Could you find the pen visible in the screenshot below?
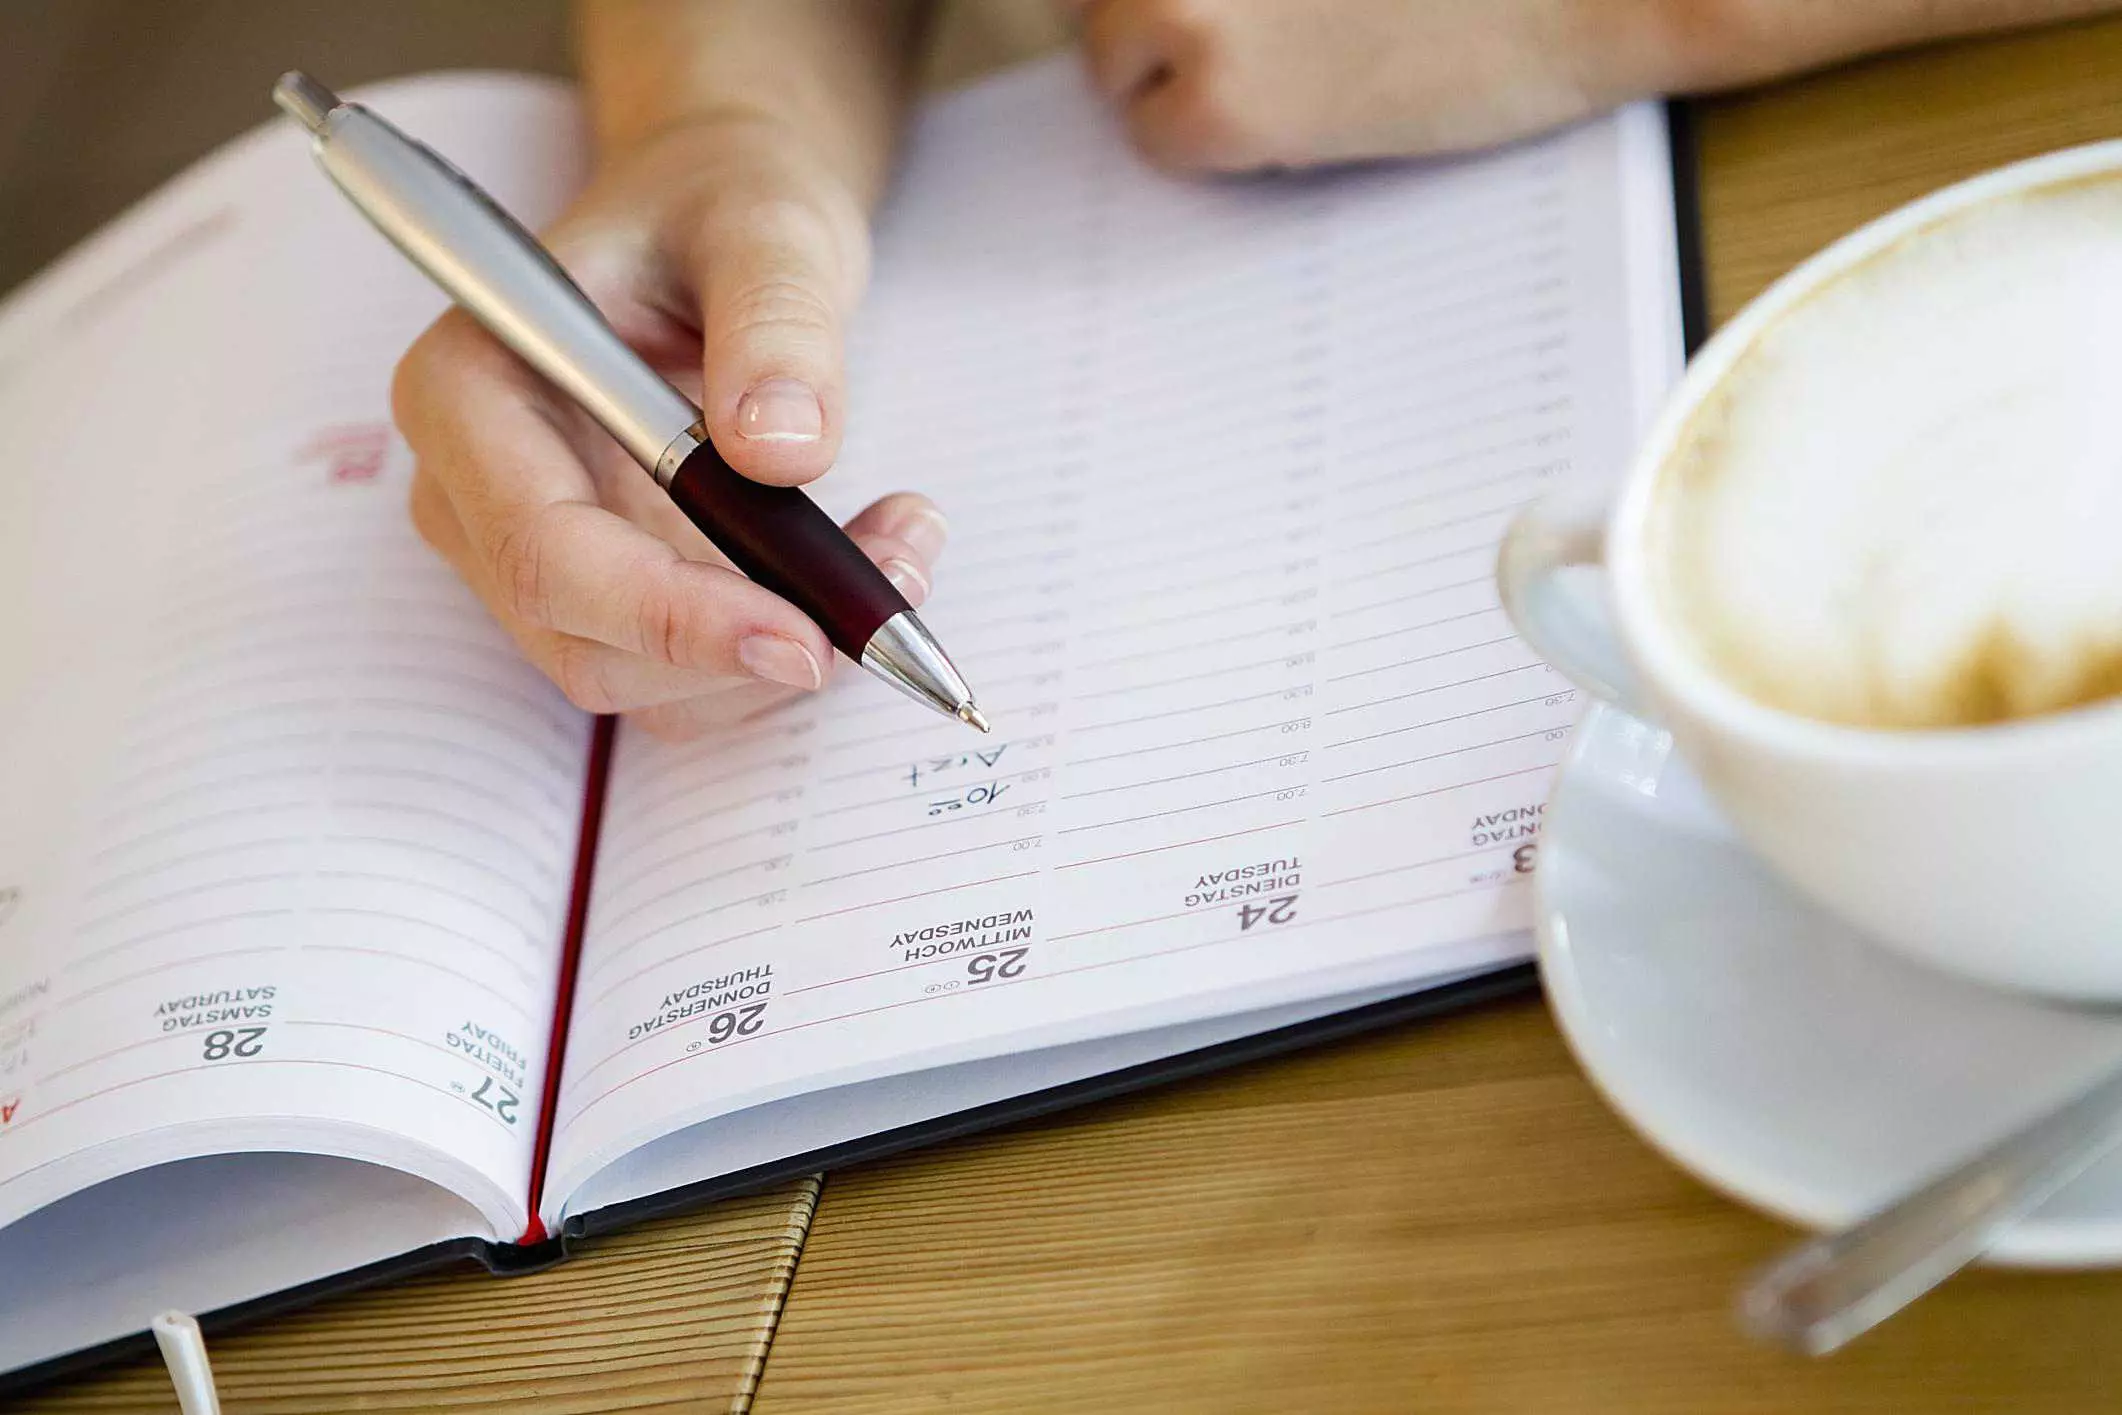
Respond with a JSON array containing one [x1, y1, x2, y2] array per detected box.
[[272, 72, 988, 733]]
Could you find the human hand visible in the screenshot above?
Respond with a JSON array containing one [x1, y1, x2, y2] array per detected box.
[[1071, 0, 2122, 173], [393, 113, 946, 740], [1068, 0, 1680, 171]]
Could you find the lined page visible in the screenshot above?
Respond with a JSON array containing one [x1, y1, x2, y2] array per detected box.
[[0, 79, 593, 1237], [545, 61, 1681, 1213]]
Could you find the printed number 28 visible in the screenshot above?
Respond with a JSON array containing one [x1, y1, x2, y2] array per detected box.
[[202, 1027, 266, 1062]]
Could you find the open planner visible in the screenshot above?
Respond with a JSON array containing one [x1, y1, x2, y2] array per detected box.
[[0, 58, 1687, 1383]]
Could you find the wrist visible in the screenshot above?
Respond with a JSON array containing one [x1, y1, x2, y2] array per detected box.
[[574, 1, 928, 211]]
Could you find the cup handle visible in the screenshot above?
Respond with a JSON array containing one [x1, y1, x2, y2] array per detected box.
[[1498, 489, 1653, 719]]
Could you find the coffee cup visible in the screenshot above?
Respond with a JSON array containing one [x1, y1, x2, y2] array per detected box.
[[1499, 140, 2122, 1001]]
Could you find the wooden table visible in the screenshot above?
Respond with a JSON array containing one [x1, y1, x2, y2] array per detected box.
[[21, 11, 2122, 1414]]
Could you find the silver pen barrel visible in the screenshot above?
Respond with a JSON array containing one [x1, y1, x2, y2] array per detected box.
[[274, 72, 988, 732], [273, 72, 697, 474]]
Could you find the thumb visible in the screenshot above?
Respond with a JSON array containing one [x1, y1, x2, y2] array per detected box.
[[687, 181, 869, 488]]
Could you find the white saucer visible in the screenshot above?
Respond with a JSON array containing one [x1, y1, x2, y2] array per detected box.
[[1535, 703, 2122, 1267]]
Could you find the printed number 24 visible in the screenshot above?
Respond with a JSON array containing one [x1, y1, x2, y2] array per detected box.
[[1239, 894, 1298, 931]]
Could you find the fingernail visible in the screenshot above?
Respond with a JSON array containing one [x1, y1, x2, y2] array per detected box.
[[895, 507, 950, 561], [737, 634, 823, 689], [882, 557, 930, 605], [736, 378, 823, 443]]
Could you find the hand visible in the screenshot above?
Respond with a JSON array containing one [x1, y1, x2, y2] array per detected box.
[[393, 113, 946, 739], [1070, 0, 1658, 171], [1071, 0, 2122, 173]]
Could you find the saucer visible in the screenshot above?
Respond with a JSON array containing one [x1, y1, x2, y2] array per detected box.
[[1535, 703, 2122, 1266]]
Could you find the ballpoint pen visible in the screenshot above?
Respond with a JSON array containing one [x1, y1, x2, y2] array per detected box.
[[272, 71, 988, 733]]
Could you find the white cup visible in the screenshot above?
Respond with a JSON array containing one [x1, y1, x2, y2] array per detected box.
[[1500, 140, 2122, 1001]]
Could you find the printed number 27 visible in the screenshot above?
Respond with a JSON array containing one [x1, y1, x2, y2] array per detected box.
[[471, 1076, 520, 1125]]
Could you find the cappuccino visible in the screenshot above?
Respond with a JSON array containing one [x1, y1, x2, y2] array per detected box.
[[1648, 176, 2122, 729]]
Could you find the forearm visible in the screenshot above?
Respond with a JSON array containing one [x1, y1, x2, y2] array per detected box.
[[573, 0, 933, 207], [1633, 0, 2122, 94]]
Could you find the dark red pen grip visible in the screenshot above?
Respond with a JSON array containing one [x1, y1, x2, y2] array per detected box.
[[663, 439, 908, 659]]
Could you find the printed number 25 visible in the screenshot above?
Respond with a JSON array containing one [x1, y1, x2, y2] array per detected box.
[[967, 948, 1029, 984]]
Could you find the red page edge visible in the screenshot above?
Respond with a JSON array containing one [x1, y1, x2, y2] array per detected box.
[[520, 713, 616, 1243]]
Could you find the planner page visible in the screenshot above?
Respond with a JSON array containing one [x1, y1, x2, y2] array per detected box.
[[0, 77, 594, 1239], [543, 58, 1682, 1216]]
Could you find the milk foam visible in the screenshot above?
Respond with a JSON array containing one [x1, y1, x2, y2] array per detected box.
[[1651, 177, 2122, 729]]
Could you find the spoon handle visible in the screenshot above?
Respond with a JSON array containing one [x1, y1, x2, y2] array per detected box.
[[1737, 1057, 2122, 1354]]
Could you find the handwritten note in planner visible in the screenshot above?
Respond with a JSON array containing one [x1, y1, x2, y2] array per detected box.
[[0, 80, 591, 1234], [546, 64, 1679, 1192]]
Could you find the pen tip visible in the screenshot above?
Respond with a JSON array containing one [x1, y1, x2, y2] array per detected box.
[[273, 71, 340, 135], [959, 704, 991, 734]]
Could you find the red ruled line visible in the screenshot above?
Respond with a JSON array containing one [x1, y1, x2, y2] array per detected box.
[[589, 855, 779, 937], [1322, 607, 1501, 655], [806, 836, 1043, 889], [1066, 718, 1295, 768], [1058, 820, 1302, 871], [1059, 753, 1287, 802], [1325, 694, 1553, 752], [1060, 788, 1292, 836], [1, 1058, 509, 1140], [293, 945, 539, 1027], [793, 871, 1038, 925], [580, 889, 783, 974], [1050, 843, 1518, 942], [52, 944, 287, 1008], [1311, 844, 1516, 888], [1322, 763, 1560, 818], [1047, 904, 1202, 942], [577, 924, 783, 1014], [558, 880, 1516, 1128], [1324, 637, 1520, 687], [282, 1019, 522, 1083], [1322, 729, 1558, 785], [309, 909, 539, 989]]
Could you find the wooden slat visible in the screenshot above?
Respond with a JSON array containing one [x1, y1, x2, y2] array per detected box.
[[15, 1178, 819, 1414], [755, 1005, 2122, 1415], [1695, 14, 2122, 322], [751, 17, 2122, 1415]]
